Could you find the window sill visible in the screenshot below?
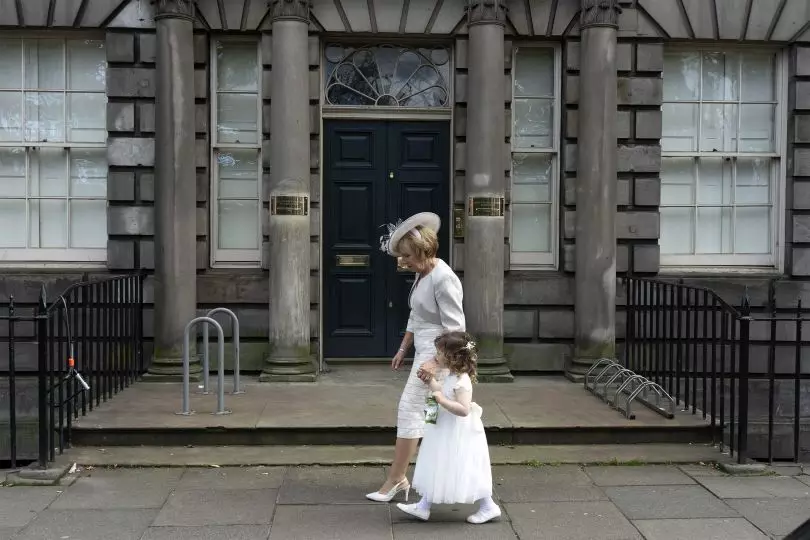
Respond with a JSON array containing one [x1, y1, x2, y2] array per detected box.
[[657, 266, 783, 277]]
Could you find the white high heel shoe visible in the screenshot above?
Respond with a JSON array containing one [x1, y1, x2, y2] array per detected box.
[[365, 479, 411, 502]]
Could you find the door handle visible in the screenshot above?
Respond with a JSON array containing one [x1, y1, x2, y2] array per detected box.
[[389, 171, 394, 179], [388, 301, 393, 308]]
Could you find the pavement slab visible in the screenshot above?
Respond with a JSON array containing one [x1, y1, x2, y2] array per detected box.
[[725, 498, 810, 537], [584, 465, 696, 486], [268, 504, 392, 540], [12, 509, 158, 540], [153, 488, 278, 526], [277, 465, 385, 504], [176, 466, 286, 491], [695, 476, 810, 499], [140, 525, 273, 540], [505, 501, 642, 540], [798, 475, 810, 487], [678, 464, 729, 478], [604, 485, 739, 520], [491, 465, 607, 502], [0, 529, 19, 540], [0, 487, 65, 528], [393, 520, 518, 539], [632, 518, 770, 540], [49, 472, 175, 510]]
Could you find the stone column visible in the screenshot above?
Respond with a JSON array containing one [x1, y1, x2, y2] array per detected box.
[[464, 0, 512, 382], [568, 0, 621, 380], [146, 0, 199, 381], [260, 0, 316, 382]]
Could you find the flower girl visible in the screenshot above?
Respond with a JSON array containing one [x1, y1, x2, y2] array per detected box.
[[396, 331, 501, 524]]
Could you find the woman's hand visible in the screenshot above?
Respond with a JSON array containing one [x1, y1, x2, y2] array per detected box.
[[391, 350, 406, 371], [417, 358, 438, 382]]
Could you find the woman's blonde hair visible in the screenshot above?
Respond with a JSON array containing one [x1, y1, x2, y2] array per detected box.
[[396, 225, 438, 259]]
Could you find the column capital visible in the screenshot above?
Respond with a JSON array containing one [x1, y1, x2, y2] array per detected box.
[[155, 0, 195, 21], [466, 0, 507, 26], [580, 0, 622, 30], [270, 0, 310, 23]]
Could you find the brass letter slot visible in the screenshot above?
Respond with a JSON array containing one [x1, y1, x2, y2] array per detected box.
[[336, 254, 369, 267]]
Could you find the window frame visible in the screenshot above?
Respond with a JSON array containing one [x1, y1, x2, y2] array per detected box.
[[509, 42, 561, 270], [0, 34, 108, 266], [659, 44, 788, 274], [209, 36, 264, 268]]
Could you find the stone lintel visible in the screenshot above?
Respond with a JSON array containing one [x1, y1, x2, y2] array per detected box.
[[580, 0, 622, 30], [155, 0, 195, 21], [270, 0, 310, 23], [466, 0, 508, 26]]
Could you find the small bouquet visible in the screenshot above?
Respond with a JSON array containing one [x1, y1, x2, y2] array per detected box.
[[424, 395, 439, 424]]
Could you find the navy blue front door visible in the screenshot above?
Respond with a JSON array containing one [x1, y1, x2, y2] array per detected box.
[[323, 120, 450, 358]]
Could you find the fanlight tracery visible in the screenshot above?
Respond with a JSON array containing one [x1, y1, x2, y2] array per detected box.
[[324, 44, 451, 108]]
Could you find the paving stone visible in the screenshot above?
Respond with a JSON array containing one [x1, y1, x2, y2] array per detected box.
[[0, 528, 18, 540], [492, 465, 606, 502], [50, 468, 181, 510], [726, 498, 810, 537], [153, 489, 277, 526], [278, 466, 385, 504], [695, 476, 810, 499], [632, 518, 769, 540], [798, 475, 810, 486], [506, 501, 642, 540], [177, 466, 285, 490], [678, 464, 729, 478], [269, 505, 391, 540], [585, 465, 695, 486], [605, 485, 738, 520], [0, 487, 64, 528], [393, 520, 517, 539], [140, 525, 272, 540], [12, 509, 157, 540]]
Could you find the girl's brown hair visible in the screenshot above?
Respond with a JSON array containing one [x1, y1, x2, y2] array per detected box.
[[434, 331, 477, 382], [396, 225, 439, 260]]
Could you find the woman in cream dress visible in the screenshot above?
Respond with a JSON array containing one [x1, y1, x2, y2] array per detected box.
[[366, 212, 465, 502]]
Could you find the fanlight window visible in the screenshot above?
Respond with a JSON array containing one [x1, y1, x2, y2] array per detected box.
[[324, 44, 450, 108]]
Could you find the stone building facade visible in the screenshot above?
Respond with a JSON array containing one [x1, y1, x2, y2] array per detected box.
[[0, 0, 808, 383]]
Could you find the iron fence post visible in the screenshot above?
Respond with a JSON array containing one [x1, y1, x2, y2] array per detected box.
[[8, 296, 16, 468], [738, 303, 751, 464], [36, 289, 48, 469]]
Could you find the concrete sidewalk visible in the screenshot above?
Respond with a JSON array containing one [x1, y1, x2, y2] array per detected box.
[[2, 464, 808, 539]]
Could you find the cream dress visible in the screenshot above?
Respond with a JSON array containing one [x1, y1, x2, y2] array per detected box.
[[396, 259, 465, 439]]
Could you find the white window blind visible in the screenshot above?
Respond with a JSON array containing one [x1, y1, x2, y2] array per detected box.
[[660, 49, 783, 269], [0, 38, 107, 263], [211, 40, 262, 267], [510, 46, 559, 268]]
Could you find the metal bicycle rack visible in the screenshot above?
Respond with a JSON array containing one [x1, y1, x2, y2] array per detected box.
[[178, 317, 230, 416], [584, 358, 676, 420], [200, 307, 243, 395]]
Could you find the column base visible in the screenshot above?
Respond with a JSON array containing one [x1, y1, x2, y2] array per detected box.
[[565, 356, 611, 383], [260, 353, 317, 382], [143, 353, 203, 383], [476, 356, 514, 383]]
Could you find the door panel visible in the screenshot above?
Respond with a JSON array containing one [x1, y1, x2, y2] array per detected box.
[[324, 120, 450, 358]]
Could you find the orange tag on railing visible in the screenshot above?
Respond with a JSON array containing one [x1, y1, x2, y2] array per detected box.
[[68, 357, 75, 368]]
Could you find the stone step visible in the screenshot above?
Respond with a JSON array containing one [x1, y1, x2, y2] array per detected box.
[[53, 443, 729, 468]]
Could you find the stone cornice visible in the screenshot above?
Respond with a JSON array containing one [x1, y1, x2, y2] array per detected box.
[[155, 0, 195, 21], [580, 0, 622, 29], [466, 0, 507, 27], [270, 0, 311, 23]]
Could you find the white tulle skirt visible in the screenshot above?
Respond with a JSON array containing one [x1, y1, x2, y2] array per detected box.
[[412, 402, 493, 504], [396, 322, 444, 439]]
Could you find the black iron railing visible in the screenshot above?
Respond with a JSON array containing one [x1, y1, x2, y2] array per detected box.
[[624, 277, 806, 464], [2, 273, 144, 468]]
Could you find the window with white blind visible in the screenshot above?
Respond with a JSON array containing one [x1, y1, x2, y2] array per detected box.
[[660, 49, 785, 269], [0, 37, 107, 264], [210, 39, 263, 267], [510, 45, 560, 269]]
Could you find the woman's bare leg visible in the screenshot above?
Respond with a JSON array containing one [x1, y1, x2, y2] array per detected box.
[[376, 437, 419, 493]]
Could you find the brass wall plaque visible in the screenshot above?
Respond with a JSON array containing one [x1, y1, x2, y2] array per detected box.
[[467, 197, 504, 217], [336, 254, 369, 267], [453, 206, 465, 238], [271, 195, 309, 216]]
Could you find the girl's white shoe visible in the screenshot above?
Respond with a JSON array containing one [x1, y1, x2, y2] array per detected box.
[[396, 502, 430, 521], [365, 479, 410, 503], [466, 505, 502, 524]]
